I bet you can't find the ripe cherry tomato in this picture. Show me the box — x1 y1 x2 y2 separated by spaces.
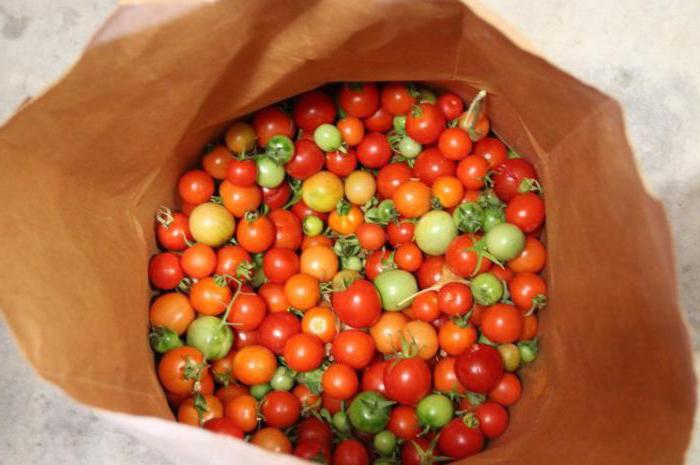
454 344 504 393
410 291 440 322
262 183 291 211
456 155 489 190
156 211 192 251
505 192 545 233
438 417 484 459
232 345 277 385
294 441 331 463
149 252 184 290
261 390 301 428
334 439 369 465
481 303 523 344
325 148 358 177
434 356 466 394
226 158 257 187
178 394 223 426
215 245 251 277
337 116 365 146
332 330 375 369
227 292 267 331
302 306 337 343
258 312 301 354
293 90 336 132
284 333 325 372
149 292 195 335
236 215 275 253
438 282 472 316
488 372 522 406
406 103 446 144
388 406 421 440
384 356 431 405
202 145 232 180
507 237 546 273
445 235 492 277
181 243 217 279
370 312 408 354
252 106 295 147
225 394 258 432
393 180 431 218
492 158 538 202
473 137 507 169
361 360 387 394
215 383 248 406
432 175 464 208
331 278 382 328
329 205 364 235
521 314 538 340
286 139 325 180
339 82 379 118
357 132 392 168
381 82 416 115
250 427 292 453
233 328 259 350
203 417 244 439
402 320 438 360
322 363 359 400
475 402 509 439
219 181 262 218
299 245 338 282
257 283 289 313
268 209 302 250
437 91 465 120
364 107 393 132
178 170 215 205
376 162 412 199
262 247 299 283
284 273 321 310
158 346 204 394
509 272 547 312
356 223 386 251
439 320 477 356
401 438 435 465
387 220 415 246
395 242 423 272
438 127 472 160
297 416 332 445
413 148 456 186
189 277 231 315
417 255 445 288
225 122 256 154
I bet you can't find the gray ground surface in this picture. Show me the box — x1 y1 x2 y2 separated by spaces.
1 1 699 464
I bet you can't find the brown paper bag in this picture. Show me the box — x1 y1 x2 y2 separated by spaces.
0 1 695 464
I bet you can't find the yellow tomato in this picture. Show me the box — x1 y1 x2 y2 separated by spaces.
344 170 376 205
189 203 235 247
302 171 344 213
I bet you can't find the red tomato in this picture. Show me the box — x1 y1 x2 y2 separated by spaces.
394 242 423 272
227 293 267 331
332 330 376 369
357 132 392 169
445 235 492 277
322 393 344 414
488 372 522 406
384 357 431 405
361 360 387 394
401 438 435 465
406 103 446 144
376 162 413 199
492 158 538 202
410 291 440 322
338 116 365 146
258 312 301 354
507 237 546 273
236 216 275 253
297 417 332 446
339 82 380 118
294 441 331 463
454 344 504 393
262 247 299 283
509 272 547 312
475 402 509 439
413 148 456 186
417 256 445 289
438 320 477 356
437 91 465 120
261 390 301 428
505 192 545 233
356 223 386 251
438 417 484 459
322 363 359 400
269 209 302 250
473 137 507 169
363 107 393 132
490 265 514 283
202 145 232 180
258 282 289 313
456 155 489 190
381 82 416 115
438 127 472 160
156 211 191 251
158 346 204 394
203 417 244 439
226 159 257 187
233 329 259 350
437 282 473 317
215 245 251 277
334 439 369 465
388 406 422 440
149 252 184 290
178 170 215 205
252 106 295 147
262 183 291 211
387 220 415 246
331 279 382 328
481 304 523 344
293 90 336 131
284 333 325 372
287 139 325 179
291 199 328 223
325 148 358 176
181 244 217 279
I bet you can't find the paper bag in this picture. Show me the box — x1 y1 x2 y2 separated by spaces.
0 1 694 464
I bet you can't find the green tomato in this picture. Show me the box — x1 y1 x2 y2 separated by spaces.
470 272 503 306
417 87 437 103
186 316 233 361
249 253 267 288
255 156 285 188
485 223 525 260
265 135 295 164
416 394 454 428
373 430 397 455
398 136 422 158
393 115 406 134
303 215 324 236
314 123 342 152
415 210 457 256
453 202 483 233
149 326 183 354
478 332 497 347
250 383 272 400
348 391 393 433
332 411 351 433
374 269 418 311
482 206 505 232
518 340 539 364
342 255 363 271
498 344 521 371
270 367 294 391
302 171 345 213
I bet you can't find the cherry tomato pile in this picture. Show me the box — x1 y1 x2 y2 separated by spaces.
148 82 546 464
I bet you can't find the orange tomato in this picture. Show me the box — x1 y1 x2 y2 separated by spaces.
284 273 321 310
215 384 248 405
158 346 204 395
258 282 290 313
220 180 262 218
302 234 334 250
337 116 365 146
189 277 231 315
225 394 259 432
302 306 338 343
402 320 438 360
370 312 408 354
328 204 364 235
149 292 195 335
393 181 431 218
250 427 292 454
520 314 538 340
433 357 466 394
432 176 464 208
232 345 277 385
211 350 236 385
438 320 477 356
202 145 232 180
507 237 547 274
322 363 358 400
300 245 338 282
178 394 223 426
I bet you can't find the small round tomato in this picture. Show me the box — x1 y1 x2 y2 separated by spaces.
294 441 331 463
388 405 421 440
475 402 509 439
250 427 292 454
481 303 523 344
236 215 275 253
454 344 504 393
158 346 204 394
252 106 295 147
257 282 289 313
432 175 464 208
416 393 453 428
506 192 545 233
232 345 277 386
302 306 337 343
438 282 473 316
299 245 338 282
189 277 231 315
181 243 217 279
258 312 300 354
438 127 472 160
376 162 412 199
357 132 392 168
410 291 440 322
413 148 456 186
438 417 484 459
402 320 438 360
267 209 302 250
387 220 415 246
150 292 195 335
356 223 386 251
332 330 375 369
219 181 262 218
332 278 382 328
488 372 521 406
393 180 431 218
261 390 301 428
262 182 291 210
473 137 507 168
437 92 465 120
325 148 358 176
521 314 538 340
406 103 446 144
417 255 445 288
381 82 416 115
509 272 547 312
507 237 546 273
178 394 223 426
189 202 236 247
149 252 184 290
233 329 259 350
215 384 248 405
262 247 299 284
284 333 325 372
227 293 267 331
394 242 423 272
297 416 332 445
215 245 251 277
434 357 466 393
225 394 258 432
456 155 489 190
202 145 233 180
334 439 369 465
445 235 492 277
178 170 215 205
225 121 256 154
329 204 364 235
361 360 387 394
344 170 377 205
302 171 345 213
337 116 365 146
339 82 379 118
370 312 408 354
203 417 244 439
492 158 538 202
293 90 336 131
439 320 477 356
322 363 359 400
364 107 393 133
287 139 325 180
384 356 431 405
226 158 257 187
156 211 191 251
401 437 435 465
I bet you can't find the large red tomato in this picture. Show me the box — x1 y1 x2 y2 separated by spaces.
383 357 431 405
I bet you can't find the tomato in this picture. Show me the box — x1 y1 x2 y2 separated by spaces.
262 182 291 210
401 438 436 465
370 312 408 354
364 107 393 133
322 393 344 414
156 211 191 251
393 180 431 218
226 158 257 187
374 269 418 311
416 393 453 428
410 291 439 322
394 242 423 273
261 390 301 428
438 320 476 356
186 316 233 360
357 132 392 168
438 282 472 316
158 346 204 394
178 394 223 426
332 278 381 328
438 127 472 161
215 384 248 406
414 210 457 256
384 356 431 405
215 245 251 277
437 92 465 120
236 215 275 253
332 330 375 369
488 372 521 406
190 277 231 315
149 252 184 290
470 272 503 306
344 170 376 205
202 145 233 180
283 273 320 311
403 320 439 359
417 256 445 288
262 247 299 283
329 204 364 235
294 440 331 463
374 430 398 456
258 312 301 354
438 417 484 459
481 304 523 344
267 209 302 250
219 181 262 217
188 203 236 247
387 220 415 246
250 427 292 454
490 265 514 283
150 292 195 335
485 223 525 261
181 243 217 279
203 417 244 439
256 283 288 314
520 314 538 340
338 116 365 146
232 345 277 385
361 360 387 393
227 293 266 331
293 90 336 131
225 394 258 432
334 439 369 465
432 176 464 208
445 234 492 277
406 103 446 144
454 344 504 393
297 416 332 445
339 82 379 118
225 121 257 154
284 333 325 372
348 391 392 433
506 192 545 233
510 273 547 314
233 328 259 350
211 350 236 386
381 82 416 115
413 148 456 186
286 139 324 180
325 148 358 176
178 170 215 205
252 106 295 147
355 223 386 251
473 137 507 169
322 362 358 400
475 402 508 439
434 357 466 394
456 155 489 190
386 405 420 440
376 163 412 200
507 237 546 273
302 171 345 213
302 306 337 343
492 158 538 202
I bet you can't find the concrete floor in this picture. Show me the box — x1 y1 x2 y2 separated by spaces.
1 1 699 464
